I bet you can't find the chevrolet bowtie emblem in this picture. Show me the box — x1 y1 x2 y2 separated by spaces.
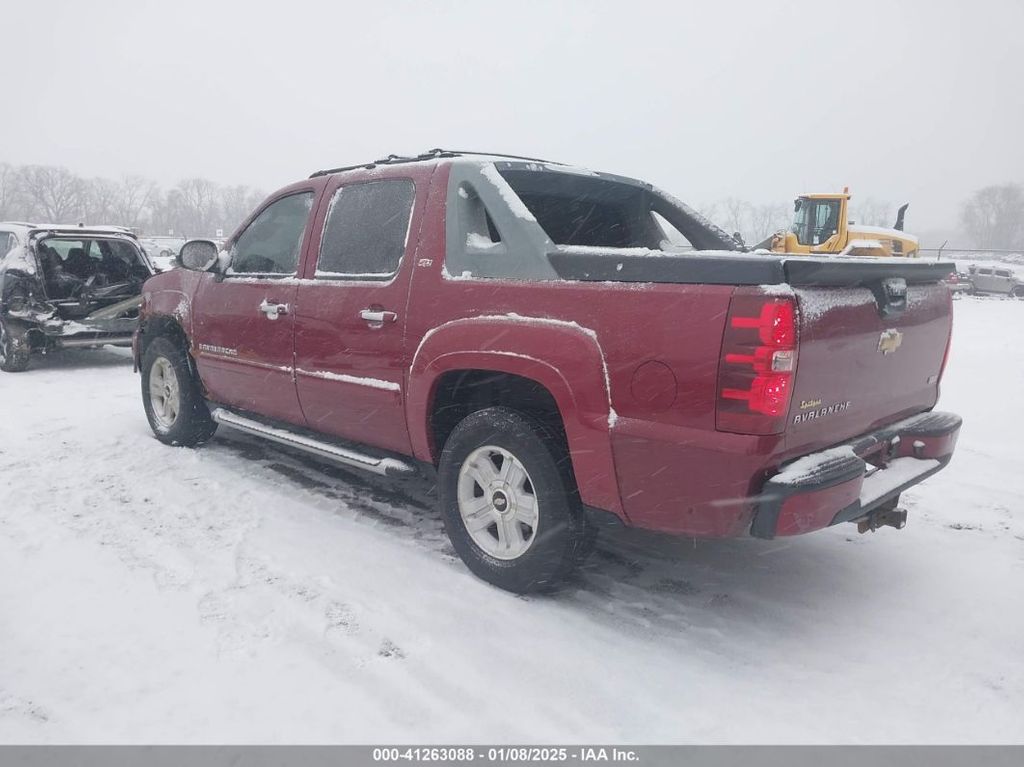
878 328 903 355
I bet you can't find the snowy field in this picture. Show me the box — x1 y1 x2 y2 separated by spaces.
1 297 1022 744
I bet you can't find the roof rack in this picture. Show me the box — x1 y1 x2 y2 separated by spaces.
309 148 564 178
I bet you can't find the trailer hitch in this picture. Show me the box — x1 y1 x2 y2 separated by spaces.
857 506 908 534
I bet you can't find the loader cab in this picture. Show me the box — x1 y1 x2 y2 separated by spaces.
791 194 848 247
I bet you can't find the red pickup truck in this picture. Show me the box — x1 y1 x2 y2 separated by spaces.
134 150 961 592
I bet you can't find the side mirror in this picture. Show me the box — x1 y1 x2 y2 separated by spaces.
178 239 220 272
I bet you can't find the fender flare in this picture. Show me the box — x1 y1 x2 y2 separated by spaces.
136 288 192 366
407 315 624 517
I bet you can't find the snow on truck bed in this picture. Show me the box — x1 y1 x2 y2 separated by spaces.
1 299 1023 744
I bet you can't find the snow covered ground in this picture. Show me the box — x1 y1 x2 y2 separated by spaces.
1 297 1022 744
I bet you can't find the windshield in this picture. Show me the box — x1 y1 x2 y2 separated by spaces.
792 197 842 246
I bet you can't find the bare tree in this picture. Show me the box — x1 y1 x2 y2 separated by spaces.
177 177 221 236
18 165 85 222
721 197 750 240
115 175 158 229
852 198 893 228
149 188 184 236
697 201 721 225
961 183 1024 250
0 162 26 220
0 161 272 237
219 184 266 234
748 202 791 243
83 177 120 224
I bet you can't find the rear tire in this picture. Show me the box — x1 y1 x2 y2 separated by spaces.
0 318 31 373
141 336 217 446
438 406 592 593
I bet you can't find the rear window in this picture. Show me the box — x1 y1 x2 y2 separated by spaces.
35 236 149 284
41 237 141 263
498 170 665 249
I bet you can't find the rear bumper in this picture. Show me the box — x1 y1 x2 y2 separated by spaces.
750 411 961 539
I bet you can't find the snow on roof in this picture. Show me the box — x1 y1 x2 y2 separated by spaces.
797 192 850 200
853 224 920 245
29 224 137 237
847 239 886 250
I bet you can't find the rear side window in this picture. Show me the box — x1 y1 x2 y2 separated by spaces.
499 170 654 248
229 192 313 275
317 179 415 278
496 169 699 250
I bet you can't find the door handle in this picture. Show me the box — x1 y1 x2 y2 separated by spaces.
360 308 398 325
259 299 289 320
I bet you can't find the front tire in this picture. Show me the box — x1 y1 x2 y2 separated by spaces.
0 318 31 373
141 336 217 446
438 406 591 593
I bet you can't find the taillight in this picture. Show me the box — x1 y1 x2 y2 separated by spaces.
717 291 798 434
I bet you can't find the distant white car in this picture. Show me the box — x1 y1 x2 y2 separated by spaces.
141 237 186 272
967 265 1024 297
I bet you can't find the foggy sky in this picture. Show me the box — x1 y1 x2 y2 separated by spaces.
3 0 1021 236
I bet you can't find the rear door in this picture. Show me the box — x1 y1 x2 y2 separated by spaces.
995 269 1014 293
191 189 318 426
292 172 425 454
973 268 995 292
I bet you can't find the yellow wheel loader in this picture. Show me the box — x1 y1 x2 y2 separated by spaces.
764 189 919 257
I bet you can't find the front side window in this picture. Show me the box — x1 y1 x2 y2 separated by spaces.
229 192 313 275
0 232 15 258
317 179 415 278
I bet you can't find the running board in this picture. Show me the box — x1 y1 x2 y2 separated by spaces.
210 408 416 478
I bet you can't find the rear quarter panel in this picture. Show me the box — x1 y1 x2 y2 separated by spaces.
405 255 736 520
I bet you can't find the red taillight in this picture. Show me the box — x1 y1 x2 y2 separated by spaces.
729 301 796 347
717 292 798 434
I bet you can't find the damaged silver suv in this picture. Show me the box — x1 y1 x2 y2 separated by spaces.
0 223 154 372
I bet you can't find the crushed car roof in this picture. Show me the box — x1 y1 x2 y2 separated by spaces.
0 222 138 239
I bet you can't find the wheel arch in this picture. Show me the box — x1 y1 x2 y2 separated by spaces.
137 313 189 361
407 318 624 517
136 288 193 366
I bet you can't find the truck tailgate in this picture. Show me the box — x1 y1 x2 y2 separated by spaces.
785 281 952 458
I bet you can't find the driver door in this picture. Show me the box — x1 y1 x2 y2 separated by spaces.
191 188 320 426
